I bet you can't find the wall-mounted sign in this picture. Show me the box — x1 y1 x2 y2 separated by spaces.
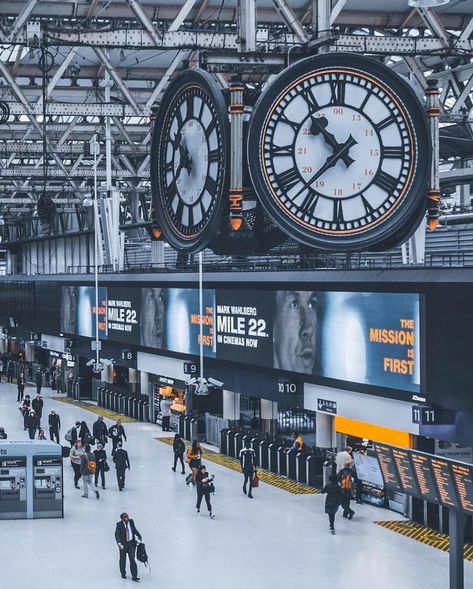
121 350 136 362
317 398 337 414
183 361 199 375
278 379 300 395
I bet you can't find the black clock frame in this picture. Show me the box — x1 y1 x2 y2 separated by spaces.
247 53 431 252
151 69 229 253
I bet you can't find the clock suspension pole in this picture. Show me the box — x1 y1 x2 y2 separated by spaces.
425 78 441 231
228 84 245 232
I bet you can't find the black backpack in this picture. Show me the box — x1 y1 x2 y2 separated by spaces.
136 542 150 571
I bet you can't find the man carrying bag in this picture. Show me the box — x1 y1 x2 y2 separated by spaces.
115 512 142 582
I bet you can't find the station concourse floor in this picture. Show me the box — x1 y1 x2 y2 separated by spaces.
1 382 472 589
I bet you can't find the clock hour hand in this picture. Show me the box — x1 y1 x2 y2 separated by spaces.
310 116 354 168
178 143 192 174
307 134 358 186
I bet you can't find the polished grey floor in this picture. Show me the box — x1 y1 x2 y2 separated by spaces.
0 381 471 589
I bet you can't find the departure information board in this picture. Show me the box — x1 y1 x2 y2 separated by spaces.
374 444 473 515
392 447 419 495
430 458 459 509
410 451 439 504
451 463 473 514
373 444 402 492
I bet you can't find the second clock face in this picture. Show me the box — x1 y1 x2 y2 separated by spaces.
151 69 228 252
248 54 430 251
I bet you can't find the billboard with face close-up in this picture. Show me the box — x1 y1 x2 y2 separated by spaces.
60 285 421 394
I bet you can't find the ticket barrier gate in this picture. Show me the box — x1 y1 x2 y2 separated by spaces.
277 447 288 476
33 454 63 518
220 429 229 455
287 451 298 481
0 456 27 519
269 443 279 473
259 441 270 470
0 441 63 519
234 432 244 457
227 430 237 458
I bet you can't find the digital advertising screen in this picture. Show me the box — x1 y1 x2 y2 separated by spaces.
59 285 421 394
353 452 384 487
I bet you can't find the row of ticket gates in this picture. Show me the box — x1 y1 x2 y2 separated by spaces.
0 441 63 520
177 417 325 488
96 387 150 422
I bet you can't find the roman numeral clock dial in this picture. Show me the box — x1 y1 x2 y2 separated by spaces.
151 70 229 252
248 54 431 251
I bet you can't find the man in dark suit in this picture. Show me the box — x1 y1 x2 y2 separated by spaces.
113 442 130 491
115 513 142 581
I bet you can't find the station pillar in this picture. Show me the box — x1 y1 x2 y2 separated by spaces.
316 412 336 449
261 399 278 436
128 368 139 394
223 390 240 428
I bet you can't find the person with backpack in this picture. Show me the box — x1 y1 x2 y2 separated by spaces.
109 419 127 456
239 439 256 498
65 421 81 447
113 441 130 491
322 474 343 534
16 371 25 402
172 433 185 474
94 443 108 490
48 410 61 443
80 443 99 499
338 464 355 520
92 416 108 446
185 440 202 486
114 512 142 581
70 440 85 489
195 464 215 518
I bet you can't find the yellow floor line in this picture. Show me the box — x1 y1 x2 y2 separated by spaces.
375 520 473 562
52 396 137 423
156 437 319 495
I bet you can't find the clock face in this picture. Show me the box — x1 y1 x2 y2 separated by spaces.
248 54 431 251
151 70 228 252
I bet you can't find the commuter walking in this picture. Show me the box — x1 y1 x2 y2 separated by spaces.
19 402 29 430
336 446 353 473
0 427 7 439
94 443 108 489
185 439 202 486
161 396 173 432
31 394 44 427
16 371 25 402
338 466 355 520
37 428 46 440
113 441 130 491
65 421 81 447
80 443 99 499
322 474 342 534
55 368 64 394
109 419 127 456
35 370 43 395
239 440 256 498
7 359 14 383
26 410 39 440
92 416 108 446
195 465 215 518
0 354 6 381
172 433 185 474
115 512 142 581
70 440 85 489
78 420 91 445
48 410 61 443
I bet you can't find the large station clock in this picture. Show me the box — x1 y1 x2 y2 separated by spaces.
151 69 229 252
248 53 431 251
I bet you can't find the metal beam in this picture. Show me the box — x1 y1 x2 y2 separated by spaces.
125 0 162 46
0 168 150 178
93 48 142 115
331 0 347 24
416 7 449 46
145 51 187 110
168 0 198 32
273 0 310 44
6 0 38 41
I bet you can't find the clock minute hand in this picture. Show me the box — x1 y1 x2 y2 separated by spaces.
310 117 354 168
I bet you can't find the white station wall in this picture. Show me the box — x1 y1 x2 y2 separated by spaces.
304 382 420 435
